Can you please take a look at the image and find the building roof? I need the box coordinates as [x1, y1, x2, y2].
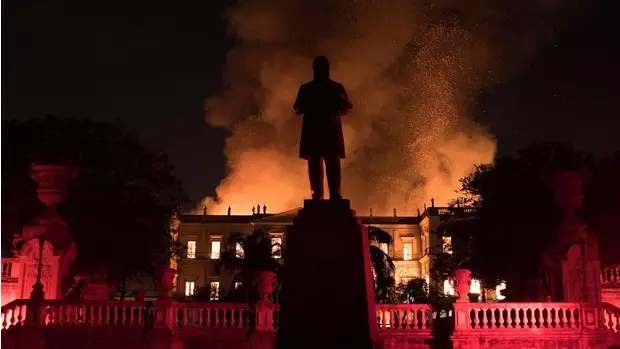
[180, 208, 423, 226]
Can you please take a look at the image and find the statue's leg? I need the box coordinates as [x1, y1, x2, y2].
[324, 156, 342, 200]
[308, 156, 324, 200]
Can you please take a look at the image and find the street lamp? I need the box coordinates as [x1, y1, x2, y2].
[30, 236, 46, 301]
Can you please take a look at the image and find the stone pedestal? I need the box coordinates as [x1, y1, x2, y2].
[275, 200, 378, 349]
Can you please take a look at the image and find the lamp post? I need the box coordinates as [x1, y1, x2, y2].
[30, 236, 46, 301]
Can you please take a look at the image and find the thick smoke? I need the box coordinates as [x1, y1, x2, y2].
[200, 0, 567, 215]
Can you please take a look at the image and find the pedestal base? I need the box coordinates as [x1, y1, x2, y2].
[276, 200, 378, 349]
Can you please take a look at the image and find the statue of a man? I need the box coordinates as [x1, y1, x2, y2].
[294, 56, 352, 200]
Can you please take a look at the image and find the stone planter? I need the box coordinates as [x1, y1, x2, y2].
[468, 293, 480, 303]
[452, 269, 472, 303]
[255, 270, 277, 303]
[30, 164, 79, 208]
[159, 266, 177, 300]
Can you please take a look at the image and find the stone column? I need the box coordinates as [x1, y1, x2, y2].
[276, 200, 378, 349]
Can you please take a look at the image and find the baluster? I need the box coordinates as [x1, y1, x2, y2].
[468, 309, 476, 329]
[393, 308, 398, 329]
[180, 307, 187, 327]
[126, 306, 133, 326]
[574, 307, 580, 327]
[562, 308, 570, 328]
[489, 308, 496, 329]
[15, 305, 24, 327]
[67, 305, 74, 325]
[195, 308, 202, 328]
[514, 308, 522, 328]
[121, 306, 128, 325]
[525, 308, 531, 328]
[406, 309, 414, 329]
[401, 308, 409, 330]
[57, 306, 64, 326]
[480, 308, 487, 328]
[2, 310, 8, 330]
[236, 308, 242, 329]
[105, 306, 111, 326]
[497, 308, 504, 329]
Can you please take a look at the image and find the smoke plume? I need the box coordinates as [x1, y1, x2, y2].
[200, 0, 568, 215]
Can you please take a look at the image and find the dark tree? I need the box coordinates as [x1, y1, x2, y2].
[2, 116, 187, 289]
[367, 226, 396, 303]
[580, 151, 620, 263]
[440, 143, 585, 299]
[217, 229, 281, 306]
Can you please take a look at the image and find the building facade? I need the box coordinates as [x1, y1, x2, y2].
[175, 206, 466, 299]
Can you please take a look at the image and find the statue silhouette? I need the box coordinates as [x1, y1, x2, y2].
[294, 56, 352, 200]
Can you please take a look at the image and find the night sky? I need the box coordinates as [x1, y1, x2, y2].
[3, 0, 619, 204]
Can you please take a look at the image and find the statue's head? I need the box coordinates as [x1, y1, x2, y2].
[313, 56, 330, 80]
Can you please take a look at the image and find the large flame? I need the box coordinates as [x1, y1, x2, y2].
[199, 0, 568, 216]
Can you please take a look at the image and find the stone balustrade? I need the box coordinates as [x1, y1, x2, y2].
[454, 302, 586, 331]
[599, 302, 620, 333]
[0, 300, 28, 330]
[3, 299, 619, 336]
[376, 304, 432, 331]
[171, 302, 251, 330]
[44, 300, 146, 327]
[602, 264, 620, 284]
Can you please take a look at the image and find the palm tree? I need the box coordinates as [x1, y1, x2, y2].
[367, 226, 396, 303]
[217, 229, 281, 305]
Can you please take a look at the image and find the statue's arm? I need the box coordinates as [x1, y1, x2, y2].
[293, 86, 305, 115]
[339, 84, 353, 116]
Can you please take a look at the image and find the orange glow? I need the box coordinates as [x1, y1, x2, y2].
[200, 0, 568, 215]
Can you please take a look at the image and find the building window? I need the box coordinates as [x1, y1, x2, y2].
[379, 242, 389, 255]
[271, 236, 282, 259]
[470, 279, 481, 295]
[496, 282, 507, 301]
[236, 242, 244, 258]
[209, 281, 220, 301]
[185, 281, 195, 296]
[187, 240, 196, 259]
[442, 236, 452, 254]
[403, 242, 413, 261]
[234, 282, 242, 289]
[210, 240, 221, 259]
[443, 279, 455, 296]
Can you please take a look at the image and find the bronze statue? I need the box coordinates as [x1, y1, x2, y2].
[294, 56, 352, 200]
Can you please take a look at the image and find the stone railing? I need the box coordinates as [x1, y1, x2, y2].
[171, 302, 251, 330]
[376, 304, 432, 331]
[602, 264, 620, 285]
[1, 300, 147, 330]
[0, 300, 29, 330]
[599, 302, 620, 333]
[453, 301, 619, 333]
[3, 299, 619, 335]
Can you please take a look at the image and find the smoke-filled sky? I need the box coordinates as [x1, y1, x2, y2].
[4, 0, 620, 215]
